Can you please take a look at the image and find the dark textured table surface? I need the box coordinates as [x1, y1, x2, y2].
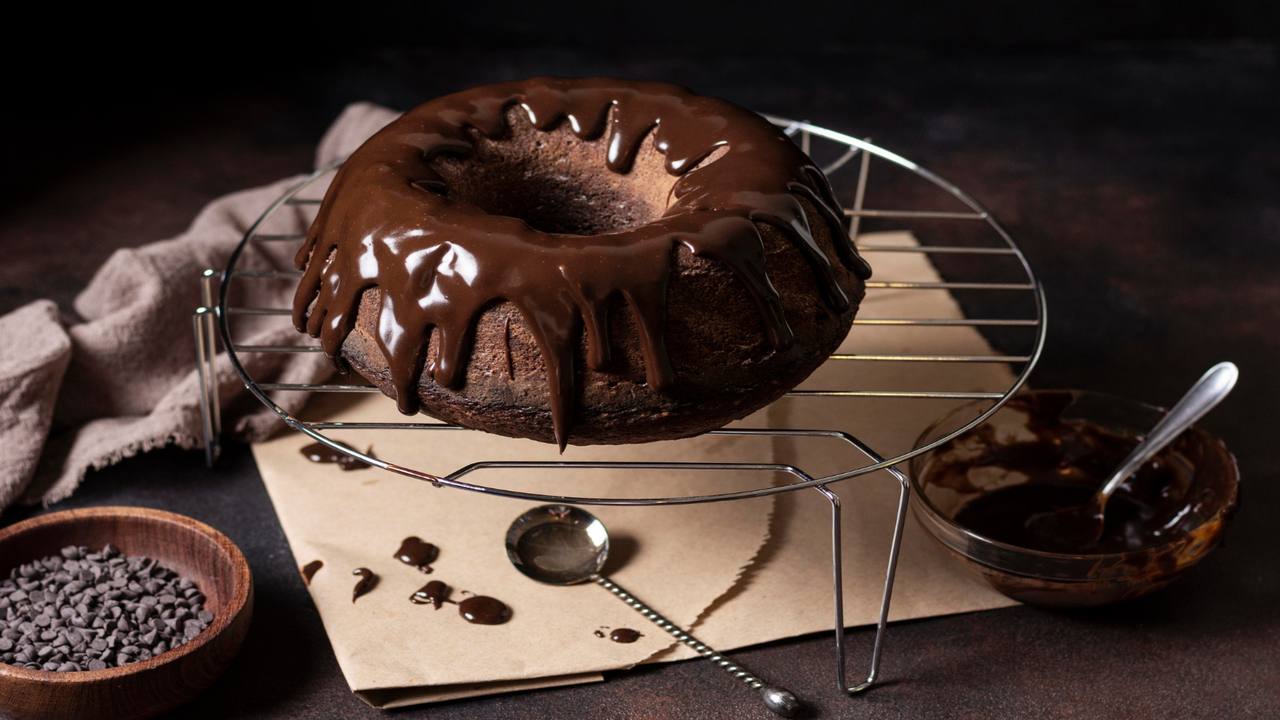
[3, 43, 1279, 719]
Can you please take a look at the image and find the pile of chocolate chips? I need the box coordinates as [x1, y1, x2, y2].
[0, 545, 211, 672]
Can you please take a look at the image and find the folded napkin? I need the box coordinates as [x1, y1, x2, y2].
[0, 103, 402, 511]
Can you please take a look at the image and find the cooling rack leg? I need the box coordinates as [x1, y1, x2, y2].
[200, 270, 223, 445]
[817, 485, 849, 693]
[193, 306, 221, 468]
[817, 463, 910, 695]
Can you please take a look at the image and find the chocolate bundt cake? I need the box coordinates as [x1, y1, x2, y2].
[293, 77, 871, 449]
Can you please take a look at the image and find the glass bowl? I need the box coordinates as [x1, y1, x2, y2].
[909, 390, 1239, 608]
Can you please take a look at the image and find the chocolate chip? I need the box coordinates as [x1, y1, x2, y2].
[0, 546, 210, 673]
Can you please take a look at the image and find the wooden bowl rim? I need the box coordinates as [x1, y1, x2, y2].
[0, 506, 252, 686]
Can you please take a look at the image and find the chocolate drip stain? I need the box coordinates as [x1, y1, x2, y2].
[394, 536, 438, 573]
[300, 441, 372, 471]
[593, 629, 605, 638]
[300, 560, 323, 585]
[351, 568, 376, 602]
[610, 628, 642, 643]
[458, 595, 512, 625]
[410, 580, 451, 609]
[293, 77, 869, 449]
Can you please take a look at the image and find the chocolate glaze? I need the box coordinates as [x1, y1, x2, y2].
[394, 536, 438, 573]
[293, 77, 870, 449]
[300, 441, 371, 471]
[351, 568, 376, 602]
[458, 595, 512, 625]
[932, 393, 1220, 554]
[609, 628, 642, 643]
[300, 559, 323, 585]
[410, 580, 451, 609]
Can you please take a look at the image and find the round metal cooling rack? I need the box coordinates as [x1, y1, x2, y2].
[200, 116, 1046, 505]
[193, 114, 1045, 696]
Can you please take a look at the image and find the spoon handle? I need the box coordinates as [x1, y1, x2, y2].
[1099, 361, 1239, 500]
[594, 576, 800, 717]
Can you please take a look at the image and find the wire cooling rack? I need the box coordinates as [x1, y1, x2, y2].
[193, 115, 1046, 698]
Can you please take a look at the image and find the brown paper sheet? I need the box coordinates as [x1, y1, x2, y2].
[253, 393, 778, 702]
[251, 230, 1018, 706]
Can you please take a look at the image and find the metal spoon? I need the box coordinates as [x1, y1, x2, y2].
[505, 504, 802, 717]
[1024, 361, 1239, 549]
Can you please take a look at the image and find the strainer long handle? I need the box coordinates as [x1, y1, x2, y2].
[593, 575, 800, 717]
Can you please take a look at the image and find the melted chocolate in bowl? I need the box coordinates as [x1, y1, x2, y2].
[941, 392, 1203, 554]
[911, 391, 1239, 607]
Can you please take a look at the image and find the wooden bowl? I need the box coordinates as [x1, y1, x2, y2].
[0, 507, 253, 720]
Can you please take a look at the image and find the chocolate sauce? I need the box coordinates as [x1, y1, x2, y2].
[394, 537, 438, 573]
[593, 630, 606, 638]
[609, 628, 642, 643]
[300, 560, 323, 585]
[410, 580, 451, 609]
[293, 77, 871, 450]
[351, 568, 376, 602]
[458, 596, 512, 625]
[933, 393, 1209, 554]
[300, 441, 371, 471]
[956, 484, 1169, 554]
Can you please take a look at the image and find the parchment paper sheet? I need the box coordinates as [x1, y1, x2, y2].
[251, 230, 1018, 707]
[253, 396, 778, 706]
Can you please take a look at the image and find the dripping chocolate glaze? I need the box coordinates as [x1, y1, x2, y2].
[352, 568, 376, 602]
[394, 536, 438, 573]
[293, 77, 870, 450]
[458, 595, 512, 625]
[610, 628, 642, 643]
[300, 560, 323, 585]
[411, 580, 451, 609]
[300, 441, 372, 471]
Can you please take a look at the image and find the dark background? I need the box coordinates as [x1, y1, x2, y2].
[2, 2, 1278, 718]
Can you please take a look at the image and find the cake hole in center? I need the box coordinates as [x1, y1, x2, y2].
[431, 108, 679, 236]
[456, 172, 660, 236]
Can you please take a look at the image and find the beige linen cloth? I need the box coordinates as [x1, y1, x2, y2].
[0, 104, 389, 511]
